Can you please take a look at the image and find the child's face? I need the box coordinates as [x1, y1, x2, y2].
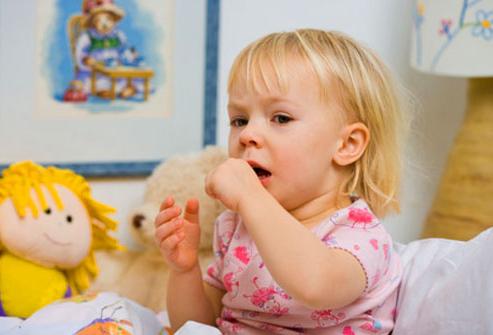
[0, 185, 92, 268]
[228, 61, 347, 210]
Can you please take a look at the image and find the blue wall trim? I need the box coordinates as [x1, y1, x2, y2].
[0, 161, 161, 178]
[203, 0, 220, 146]
[0, 0, 220, 178]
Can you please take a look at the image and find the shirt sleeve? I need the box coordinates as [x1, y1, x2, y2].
[323, 217, 394, 293]
[203, 211, 238, 290]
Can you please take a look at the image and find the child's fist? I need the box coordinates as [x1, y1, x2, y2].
[205, 158, 262, 211]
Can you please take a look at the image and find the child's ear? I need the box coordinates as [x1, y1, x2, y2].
[333, 122, 369, 166]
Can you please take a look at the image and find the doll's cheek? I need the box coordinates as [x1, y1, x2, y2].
[0, 199, 40, 256]
[44, 222, 92, 268]
[44, 186, 93, 268]
[0, 199, 20, 250]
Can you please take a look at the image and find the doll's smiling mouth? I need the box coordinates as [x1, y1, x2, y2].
[44, 233, 72, 246]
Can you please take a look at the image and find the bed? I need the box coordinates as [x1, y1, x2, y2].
[2, 228, 492, 335]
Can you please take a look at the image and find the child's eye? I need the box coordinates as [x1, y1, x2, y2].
[66, 215, 73, 223]
[230, 118, 248, 127]
[272, 114, 292, 124]
[44, 208, 52, 215]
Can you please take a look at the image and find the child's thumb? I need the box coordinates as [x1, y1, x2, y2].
[183, 198, 200, 224]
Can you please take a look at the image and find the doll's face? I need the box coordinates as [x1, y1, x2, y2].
[91, 12, 117, 35]
[0, 184, 92, 268]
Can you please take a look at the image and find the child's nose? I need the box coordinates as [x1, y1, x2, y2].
[239, 122, 264, 147]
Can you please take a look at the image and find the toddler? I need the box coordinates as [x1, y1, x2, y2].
[155, 29, 404, 334]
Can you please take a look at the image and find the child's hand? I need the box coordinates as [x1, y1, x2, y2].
[205, 158, 263, 211]
[154, 196, 201, 273]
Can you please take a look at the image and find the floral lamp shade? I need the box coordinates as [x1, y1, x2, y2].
[415, 1, 493, 241]
[411, 0, 493, 77]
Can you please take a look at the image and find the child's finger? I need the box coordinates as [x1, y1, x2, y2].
[160, 230, 185, 252]
[183, 198, 200, 225]
[154, 206, 182, 228]
[155, 218, 183, 242]
[159, 195, 175, 211]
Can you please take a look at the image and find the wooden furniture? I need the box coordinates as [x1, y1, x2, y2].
[411, 1, 493, 240]
[90, 64, 154, 101]
[67, 15, 84, 74]
[422, 78, 493, 240]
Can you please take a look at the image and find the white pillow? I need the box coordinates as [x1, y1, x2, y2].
[393, 228, 493, 334]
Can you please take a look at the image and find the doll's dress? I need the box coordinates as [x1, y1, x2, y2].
[0, 252, 71, 318]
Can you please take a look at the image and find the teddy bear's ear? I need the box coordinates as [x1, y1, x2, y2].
[199, 146, 228, 173]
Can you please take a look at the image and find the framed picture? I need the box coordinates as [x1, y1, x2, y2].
[0, 0, 220, 177]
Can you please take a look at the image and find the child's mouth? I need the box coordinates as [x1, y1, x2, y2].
[253, 167, 271, 180]
[247, 160, 271, 185]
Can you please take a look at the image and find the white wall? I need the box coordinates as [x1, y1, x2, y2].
[91, 0, 467, 247]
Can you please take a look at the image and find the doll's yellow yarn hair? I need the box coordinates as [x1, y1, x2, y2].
[0, 161, 122, 293]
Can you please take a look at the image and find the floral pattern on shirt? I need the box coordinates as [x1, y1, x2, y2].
[204, 199, 402, 334]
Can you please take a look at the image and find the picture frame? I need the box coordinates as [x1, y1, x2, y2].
[0, 0, 220, 177]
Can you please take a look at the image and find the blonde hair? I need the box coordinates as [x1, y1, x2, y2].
[0, 161, 122, 293]
[228, 29, 406, 218]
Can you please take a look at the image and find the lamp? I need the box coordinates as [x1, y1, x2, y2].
[411, 0, 493, 240]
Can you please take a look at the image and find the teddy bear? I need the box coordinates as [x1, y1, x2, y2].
[88, 146, 227, 312]
[67, 0, 145, 100]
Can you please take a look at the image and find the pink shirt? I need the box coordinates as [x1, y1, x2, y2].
[204, 199, 401, 334]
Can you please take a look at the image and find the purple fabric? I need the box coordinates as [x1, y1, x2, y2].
[0, 296, 6, 316]
[64, 286, 72, 298]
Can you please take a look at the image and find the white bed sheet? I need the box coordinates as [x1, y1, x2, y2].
[393, 227, 493, 334]
[0, 292, 166, 335]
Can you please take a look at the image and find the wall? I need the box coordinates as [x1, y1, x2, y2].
[91, 0, 467, 247]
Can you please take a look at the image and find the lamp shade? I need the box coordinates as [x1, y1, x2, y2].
[415, 1, 493, 241]
[411, 0, 493, 77]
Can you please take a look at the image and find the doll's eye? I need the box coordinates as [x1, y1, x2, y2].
[66, 215, 73, 223]
[44, 208, 52, 215]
